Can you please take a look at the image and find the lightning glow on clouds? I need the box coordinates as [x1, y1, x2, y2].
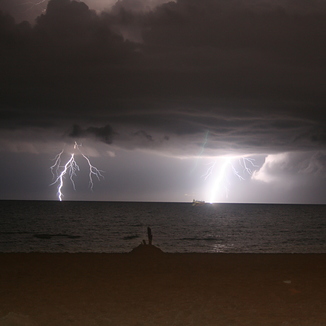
[252, 151, 326, 184]
[252, 153, 287, 183]
[200, 156, 259, 203]
[0, 0, 325, 203]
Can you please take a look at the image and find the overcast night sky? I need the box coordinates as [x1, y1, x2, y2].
[0, 0, 325, 203]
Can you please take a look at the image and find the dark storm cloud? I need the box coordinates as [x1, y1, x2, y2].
[0, 0, 326, 156]
[0, 0, 47, 23]
[294, 126, 326, 146]
[133, 130, 153, 142]
[69, 124, 116, 144]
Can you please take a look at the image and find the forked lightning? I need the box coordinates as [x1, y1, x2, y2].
[50, 142, 104, 201]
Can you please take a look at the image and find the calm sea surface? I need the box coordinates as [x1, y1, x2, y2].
[0, 200, 325, 253]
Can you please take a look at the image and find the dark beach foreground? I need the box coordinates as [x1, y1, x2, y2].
[0, 252, 326, 325]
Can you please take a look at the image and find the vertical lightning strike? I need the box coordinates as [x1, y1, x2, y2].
[207, 157, 232, 203]
[206, 156, 258, 203]
[50, 142, 104, 201]
[51, 154, 78, 201]
[193, 131, 259, 203]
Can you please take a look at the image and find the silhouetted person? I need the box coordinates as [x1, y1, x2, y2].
[147, 227, 153, 245]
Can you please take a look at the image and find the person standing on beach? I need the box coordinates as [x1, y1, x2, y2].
[147, 227, 153, 245]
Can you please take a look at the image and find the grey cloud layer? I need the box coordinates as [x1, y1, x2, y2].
[0, 0, 326, 155]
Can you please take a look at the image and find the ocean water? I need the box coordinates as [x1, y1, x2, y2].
[0, 200, 325, 253]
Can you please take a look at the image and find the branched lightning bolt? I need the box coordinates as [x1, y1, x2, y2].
[205, 156, 258, 203]
[50, 142, 104, 201]
[50, 149, 64, 179]
[230, 163, 244, 181]
[21, 0, 46, 10]
[240, 157, 258, 175]
[202, 160, 217, 180]
[76, 146, 104, 190]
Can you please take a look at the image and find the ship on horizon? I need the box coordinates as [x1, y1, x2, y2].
[192, 199, 205, 206]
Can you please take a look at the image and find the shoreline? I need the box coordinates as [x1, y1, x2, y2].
[1, 253, 326, 325]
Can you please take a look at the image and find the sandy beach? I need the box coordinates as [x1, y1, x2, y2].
[1, 251, 326, 325]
